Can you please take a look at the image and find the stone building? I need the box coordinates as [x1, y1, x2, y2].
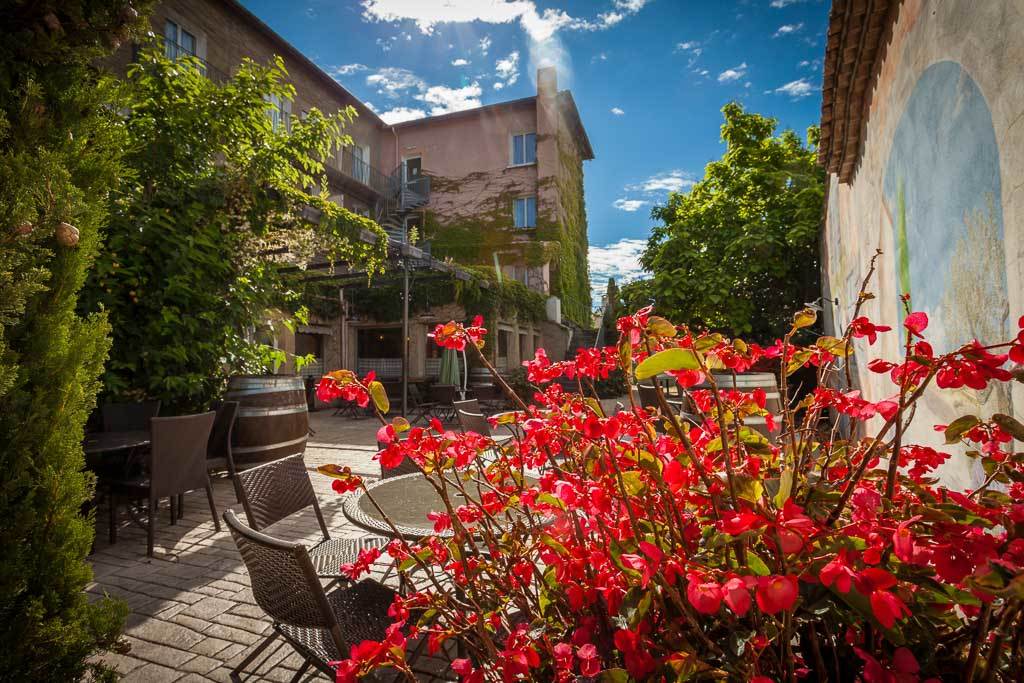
[109, 0, 593, 383]
[818, 0, 1024, 488]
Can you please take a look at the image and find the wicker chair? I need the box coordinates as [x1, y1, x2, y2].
[101, 400, 161, 432]
[234, 454, 386, 580]
[107, 412, 219, 556]
[224, 510, 419, 683]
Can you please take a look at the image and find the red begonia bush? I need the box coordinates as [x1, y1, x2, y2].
[316, 277, 1024, 682]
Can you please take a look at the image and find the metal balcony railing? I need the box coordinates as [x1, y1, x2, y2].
[153, 38, 231, 84]
[328, 147, 392, 196]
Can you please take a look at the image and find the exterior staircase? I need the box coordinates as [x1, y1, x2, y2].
[376, 167, 431, 247]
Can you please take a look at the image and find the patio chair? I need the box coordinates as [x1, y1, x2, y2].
[224, 510, 425, 683]
[470, 383, 505, 412]
[101, 399, 161, 432]
[234, 454, 387, 580]
[205, 400, 242, 500]
[409, 383, 457, 424]
[454, 399, 511, 466]
[637, 384, 701, 430]
[107, 411, 220, 556]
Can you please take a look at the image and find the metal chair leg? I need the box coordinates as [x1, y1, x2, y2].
[169, 496, 177, 525]
[146, 498, 156, 557]
[229, 631, 280, 682]
[177, 493, 185, 520]
[205, 477, 221, 532]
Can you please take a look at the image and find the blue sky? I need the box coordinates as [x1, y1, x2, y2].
[239, 0, 830, 305]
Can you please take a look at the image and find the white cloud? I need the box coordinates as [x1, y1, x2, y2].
[495, 50, 520, 87]
[717, 62, 747, 82]
[593, 52, 608, 62]
[610, 107, 625, 116]
[493, 82, 504, 90]
[331, 63, 367, 76]
[627, 170, 695, 194]
[773, 77, 817, 98]
[588, 238, 649, 300]
[614, 0, 648, 11]
[613, 198, 647, 211]
[773, 22, 804, 37]
[451, 58, 470, 66]
[415, 82, 483, 115]
[360, 0, 647, 46]
[770, 0, 803, 7]
[676, 40, 700, 51]
[378, 107, 427, 124]
[366, 67, 425, 98]
[479, 35, 492, 55]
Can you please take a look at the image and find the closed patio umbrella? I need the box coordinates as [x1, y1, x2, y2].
[438, 346, 461, 388]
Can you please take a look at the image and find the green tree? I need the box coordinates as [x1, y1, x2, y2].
[81, 48, 387, 412]
[0, 2, 151, 679]
[641, 102, 824, 341]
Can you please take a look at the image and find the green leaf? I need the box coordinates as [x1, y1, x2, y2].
[599, 669, 629, 683]
[944, 415, 980, 444]
[368, 381, 389, 414]
[746, 552, 770, 576]
[993, 413, 1024, 442]
[792, 307, 817, 329]
[635, 347, 701, 380]
[620, 471, 645, 496]
[774, 468, 794, 508]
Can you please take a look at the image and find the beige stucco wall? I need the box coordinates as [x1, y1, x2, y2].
[823, 0, 1024, 489]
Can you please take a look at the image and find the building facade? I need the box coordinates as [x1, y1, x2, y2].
[818, 0, 1024, 488]
[110, 0, 593, 382]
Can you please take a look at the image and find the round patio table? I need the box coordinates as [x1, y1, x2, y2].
[343, 472, 537, 540]
[83, 430, 151, 456]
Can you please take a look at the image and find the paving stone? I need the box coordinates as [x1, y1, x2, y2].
[180, 595, 235, 620]
[123, 636, 195, 669]
[180, 654, 222, 675]
[213, 611, 271, 635]
[170, 612, 214, 634]
[123, 662, 182, 683]
[228, 601, 266, 619]
[125, 616, 205, 649]
[89, 651, 147, 676]
[189, 636, 234, 658]
[203, 623, 264, 646]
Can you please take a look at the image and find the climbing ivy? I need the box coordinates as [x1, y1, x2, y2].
[417, 129, 591, 327]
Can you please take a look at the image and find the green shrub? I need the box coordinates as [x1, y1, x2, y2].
[0, 2, 151, 679]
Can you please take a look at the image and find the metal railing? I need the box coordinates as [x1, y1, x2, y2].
[154, 38, 231, 84]
[329, 147, 392, 195]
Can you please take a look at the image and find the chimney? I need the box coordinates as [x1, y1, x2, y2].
[537, 66, 557, 98]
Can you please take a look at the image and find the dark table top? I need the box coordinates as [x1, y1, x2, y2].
[343, 472, 536, 540]
[83, 430, 151, 455]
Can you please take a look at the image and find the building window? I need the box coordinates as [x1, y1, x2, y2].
[164, 20, 196, 60]
[513, 196, 537, 228]
[511, 133, 536, 166]
[266, 94, 291, 132]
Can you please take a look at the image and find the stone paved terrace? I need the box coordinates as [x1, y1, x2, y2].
[86, 411, 448, 682]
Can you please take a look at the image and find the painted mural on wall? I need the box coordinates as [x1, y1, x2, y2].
[878, 60, 1011, 484]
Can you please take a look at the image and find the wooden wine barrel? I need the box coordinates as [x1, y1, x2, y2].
[225, 375, 308, 465]
[694, 372, 782, 437]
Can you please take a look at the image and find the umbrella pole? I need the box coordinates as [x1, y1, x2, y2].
[402, 258, 409, 418]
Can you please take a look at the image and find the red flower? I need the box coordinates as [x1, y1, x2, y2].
[378, 444, 406, 471]
[722, 576, 753, 616]
[850, 316, 892, 345]
[821, 549, 857, 593]
[686, 576, 723, 614]
[577, 643, 600, 678]
[870, 590, 911, 629]
[451, 658, 483, 683]
[755, 575, 799, 614]
[340, 547, 381, 580]
[427, 511, 452, 533]
[903, 311, 928, 337]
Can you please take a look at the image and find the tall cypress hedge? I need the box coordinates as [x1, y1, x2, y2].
[0, 2, 150, 679]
